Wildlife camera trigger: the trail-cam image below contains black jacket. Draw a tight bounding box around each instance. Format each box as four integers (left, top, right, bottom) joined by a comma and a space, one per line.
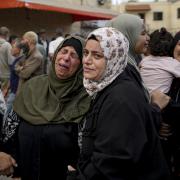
68, 64, 170, 180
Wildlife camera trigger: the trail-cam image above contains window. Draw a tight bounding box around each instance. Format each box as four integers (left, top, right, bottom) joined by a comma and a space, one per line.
153, 12, 163, 21
177, 8, 180, 19
138, 13, 145, 20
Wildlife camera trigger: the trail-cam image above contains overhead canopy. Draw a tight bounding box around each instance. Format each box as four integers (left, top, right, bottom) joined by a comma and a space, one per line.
0, 0, 117, 21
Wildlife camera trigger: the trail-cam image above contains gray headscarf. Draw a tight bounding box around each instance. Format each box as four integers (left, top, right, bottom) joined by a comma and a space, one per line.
106, 13, 144, 66
106, 14, 150, 101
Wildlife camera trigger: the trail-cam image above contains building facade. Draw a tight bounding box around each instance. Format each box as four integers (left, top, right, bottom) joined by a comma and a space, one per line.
111, 0, 180, 34
0, 0, 116, 38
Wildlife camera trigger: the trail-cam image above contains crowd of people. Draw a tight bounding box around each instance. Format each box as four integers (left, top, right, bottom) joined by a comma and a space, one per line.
0, 13, 179, 180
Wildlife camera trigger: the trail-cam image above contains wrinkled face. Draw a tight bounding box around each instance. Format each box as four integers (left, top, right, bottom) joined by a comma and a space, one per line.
83, 39, 106, 81
134, 28, 150, 55
55, 46, 80, 79
173, 40, 180, 62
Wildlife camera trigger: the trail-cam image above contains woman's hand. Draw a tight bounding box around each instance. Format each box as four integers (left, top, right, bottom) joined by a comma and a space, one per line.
150, 90, 171, 110
0, 152, 17, 176
68, 165, 76, 172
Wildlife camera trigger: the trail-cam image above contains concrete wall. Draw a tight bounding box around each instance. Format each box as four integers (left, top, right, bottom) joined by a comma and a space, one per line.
145, 2, 172, 32
113, 1, 180, 34
171, 1, 180, 34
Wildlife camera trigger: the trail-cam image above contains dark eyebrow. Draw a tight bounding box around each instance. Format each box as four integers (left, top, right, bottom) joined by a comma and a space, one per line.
84, 48, 102, 54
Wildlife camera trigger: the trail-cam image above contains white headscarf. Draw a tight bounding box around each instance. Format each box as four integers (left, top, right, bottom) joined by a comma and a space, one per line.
83, 27, 129, 97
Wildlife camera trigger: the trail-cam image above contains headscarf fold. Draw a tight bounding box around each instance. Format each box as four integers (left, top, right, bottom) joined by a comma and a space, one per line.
13, 35, 91, 125
83, 27, 129, 96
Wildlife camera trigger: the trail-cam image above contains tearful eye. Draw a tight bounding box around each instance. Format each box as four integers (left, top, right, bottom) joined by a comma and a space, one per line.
71, 53, 79, 60
60, 49, 68, 54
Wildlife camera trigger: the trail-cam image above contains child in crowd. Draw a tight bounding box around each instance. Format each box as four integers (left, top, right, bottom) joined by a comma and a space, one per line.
140, 28, 180, 94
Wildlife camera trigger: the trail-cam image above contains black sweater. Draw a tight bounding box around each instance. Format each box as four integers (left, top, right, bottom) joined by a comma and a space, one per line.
71, 64, 170, 180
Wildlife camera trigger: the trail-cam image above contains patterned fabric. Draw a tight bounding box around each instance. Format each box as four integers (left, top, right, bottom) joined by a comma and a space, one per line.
83, 27, 129, 96
2, 109, 20, 142
105, 13, 144, 66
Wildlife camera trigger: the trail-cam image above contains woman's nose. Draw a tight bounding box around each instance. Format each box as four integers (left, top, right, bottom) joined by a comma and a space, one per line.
146, 34, 150, 41
83, 54, 92, 64
63, 53, 70, 61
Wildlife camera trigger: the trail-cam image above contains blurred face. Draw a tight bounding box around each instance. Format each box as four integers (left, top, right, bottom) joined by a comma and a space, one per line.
55, 46, 80, 79
22, 36, 29, 45
21, 36, 30, 54
173, 40, 180, 61
134, 28, 150, 54
40, 32, 46, 40
11, 43, 21, 57
83, 39, 106, 81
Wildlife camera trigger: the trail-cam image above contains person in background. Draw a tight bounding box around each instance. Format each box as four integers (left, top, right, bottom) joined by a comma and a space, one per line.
3, 39, 24, 121
105, 13, 170, 130
67, 27, 170, 180
139, 28, 180, 94
48, 28, 64, 60
106, 13, 149, 66
38, 28, 49, 56
161, 31, 180, 180
37, 29, 49, 73
9, 35, 18, 47
3, 35, 91, 180
105, 13, 150, 101
139, 28, 180, 173
36, 42, 47, 74
15, 31, 43, 93
0, 26, 13, 98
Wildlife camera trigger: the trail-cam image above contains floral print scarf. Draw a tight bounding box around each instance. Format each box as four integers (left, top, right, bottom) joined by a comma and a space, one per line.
83, 27, 129, 97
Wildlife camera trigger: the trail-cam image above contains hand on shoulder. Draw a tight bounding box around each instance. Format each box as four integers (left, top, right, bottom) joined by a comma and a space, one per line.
150, 90, 171, 110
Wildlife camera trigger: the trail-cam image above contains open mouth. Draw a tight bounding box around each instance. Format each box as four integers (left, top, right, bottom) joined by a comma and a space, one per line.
59, 63, 69, 69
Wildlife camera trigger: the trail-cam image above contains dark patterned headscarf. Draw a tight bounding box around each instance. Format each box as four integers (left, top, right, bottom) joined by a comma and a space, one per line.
83, 27, 129, 96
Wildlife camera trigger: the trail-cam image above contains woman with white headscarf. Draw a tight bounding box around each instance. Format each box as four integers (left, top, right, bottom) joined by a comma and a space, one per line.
67, 27, 170, 180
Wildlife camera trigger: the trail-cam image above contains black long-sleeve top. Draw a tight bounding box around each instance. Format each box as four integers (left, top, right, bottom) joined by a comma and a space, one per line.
71, 64, 170, 180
